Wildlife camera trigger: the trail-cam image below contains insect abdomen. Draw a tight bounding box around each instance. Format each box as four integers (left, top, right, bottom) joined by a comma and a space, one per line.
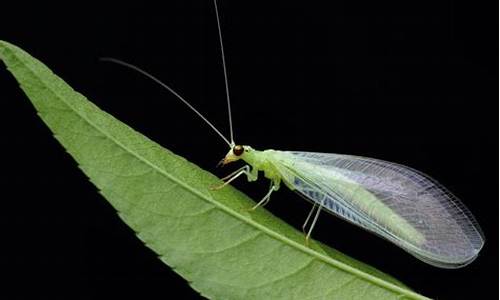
323, 169, 425, 246
277, 154, 426, 247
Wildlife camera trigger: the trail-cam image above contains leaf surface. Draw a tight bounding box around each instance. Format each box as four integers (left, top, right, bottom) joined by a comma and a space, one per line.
0, 40, 430, 300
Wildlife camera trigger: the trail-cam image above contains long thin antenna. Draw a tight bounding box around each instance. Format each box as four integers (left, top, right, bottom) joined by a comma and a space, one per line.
213, 0, 234, 145
100, 57, 232, 146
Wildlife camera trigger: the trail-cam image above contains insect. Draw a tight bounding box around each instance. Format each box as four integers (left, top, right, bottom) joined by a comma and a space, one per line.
102, 0, 484, 268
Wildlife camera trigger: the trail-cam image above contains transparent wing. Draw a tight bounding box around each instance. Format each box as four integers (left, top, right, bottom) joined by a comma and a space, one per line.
269, 151, 484, 268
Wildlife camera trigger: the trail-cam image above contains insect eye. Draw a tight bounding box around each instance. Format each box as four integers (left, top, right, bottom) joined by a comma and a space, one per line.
233, 145, 244, 156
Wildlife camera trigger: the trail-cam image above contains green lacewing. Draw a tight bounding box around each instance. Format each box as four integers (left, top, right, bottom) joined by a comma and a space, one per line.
102, 0, 484, 268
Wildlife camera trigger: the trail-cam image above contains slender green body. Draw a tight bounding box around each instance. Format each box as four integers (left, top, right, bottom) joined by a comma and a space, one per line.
227, 147, 425, 246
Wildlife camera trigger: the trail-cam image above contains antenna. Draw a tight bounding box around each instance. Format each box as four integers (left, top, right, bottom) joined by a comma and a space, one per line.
100, 57, 232, 147
213, 0, 234, 145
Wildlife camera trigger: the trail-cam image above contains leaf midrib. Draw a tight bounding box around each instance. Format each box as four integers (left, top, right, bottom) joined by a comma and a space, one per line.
5, 44, 429, 300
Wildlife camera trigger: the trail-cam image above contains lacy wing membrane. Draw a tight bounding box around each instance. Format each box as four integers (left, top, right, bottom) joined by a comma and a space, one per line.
269, 151, 484, 268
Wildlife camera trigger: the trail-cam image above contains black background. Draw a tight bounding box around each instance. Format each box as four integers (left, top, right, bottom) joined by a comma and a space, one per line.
0, 1, 497, 299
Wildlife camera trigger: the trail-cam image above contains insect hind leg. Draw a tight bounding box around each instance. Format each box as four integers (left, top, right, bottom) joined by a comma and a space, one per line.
302, 203, 322, 246
302, 203, 317, 234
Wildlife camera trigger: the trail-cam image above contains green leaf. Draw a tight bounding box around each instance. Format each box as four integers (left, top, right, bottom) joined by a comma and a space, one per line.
0, 40, 430, 300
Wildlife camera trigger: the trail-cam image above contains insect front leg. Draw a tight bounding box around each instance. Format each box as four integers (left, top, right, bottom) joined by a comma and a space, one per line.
219, 165, 250, 181
210, 165, 254, 190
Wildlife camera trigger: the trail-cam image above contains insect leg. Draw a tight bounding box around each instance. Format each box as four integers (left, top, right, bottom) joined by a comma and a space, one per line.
305, 205, 322, 246
249, 181, 277, 210
302, 203, 318, 235
210, 165, 250, 190
220, 165, 249, 181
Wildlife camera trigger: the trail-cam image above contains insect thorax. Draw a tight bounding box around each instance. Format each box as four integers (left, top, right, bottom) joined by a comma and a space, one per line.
242, 149, 281, 183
